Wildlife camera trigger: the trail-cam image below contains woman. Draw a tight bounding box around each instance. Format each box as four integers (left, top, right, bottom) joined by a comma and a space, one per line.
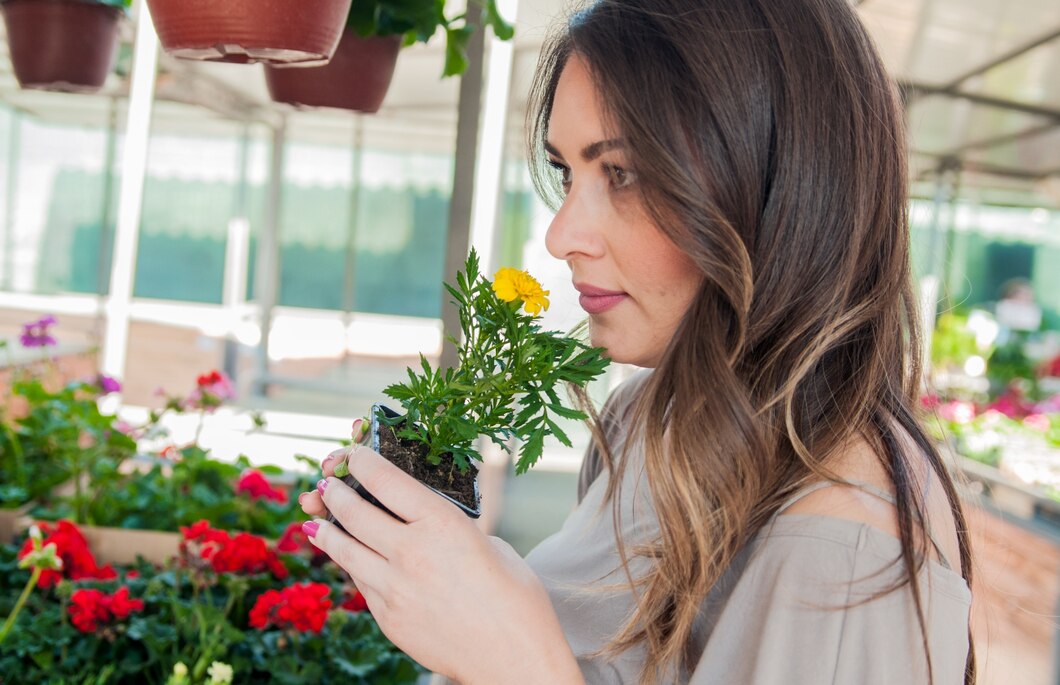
299, 0, 975, 683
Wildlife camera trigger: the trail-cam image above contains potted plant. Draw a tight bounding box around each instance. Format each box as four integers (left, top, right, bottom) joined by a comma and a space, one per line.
145, 0, 353, 65
328, 250, 609, 521
0, 0, 129, 92
1, 317, 135, 542
264, 0, 514, 112
0, 521, 422, 683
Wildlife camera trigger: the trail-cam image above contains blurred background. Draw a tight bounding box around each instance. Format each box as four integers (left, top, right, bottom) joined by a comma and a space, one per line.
0, 0, 1058, 683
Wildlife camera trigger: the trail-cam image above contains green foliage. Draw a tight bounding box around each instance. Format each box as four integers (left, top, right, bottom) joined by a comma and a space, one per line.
987, 333, 1040, 398
383, 250, 610, 475
95, 0, 133, 10
0, 377, 136, 514
0, 539, 420, 684
931, 312, 980, 370
33, 449, 317, 539
346, 0, 514, 77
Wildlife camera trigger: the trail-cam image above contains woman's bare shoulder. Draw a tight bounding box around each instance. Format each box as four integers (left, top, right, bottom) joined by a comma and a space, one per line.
781, 433, 962, 569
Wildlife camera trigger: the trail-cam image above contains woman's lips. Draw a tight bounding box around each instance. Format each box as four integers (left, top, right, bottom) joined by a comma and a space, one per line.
575, 284, 628, 314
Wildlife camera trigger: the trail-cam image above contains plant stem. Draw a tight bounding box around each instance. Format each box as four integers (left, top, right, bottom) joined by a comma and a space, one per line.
73, 447, 85, 524
0, 566, 42, 645
194, 410, 206, 445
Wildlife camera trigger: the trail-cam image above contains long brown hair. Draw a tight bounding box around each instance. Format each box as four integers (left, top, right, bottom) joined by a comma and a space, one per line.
527, 1, 975, 683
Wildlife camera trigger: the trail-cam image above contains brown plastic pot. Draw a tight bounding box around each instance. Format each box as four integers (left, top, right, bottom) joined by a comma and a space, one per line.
265, 29, 401, 113
1, 0, 122, 92
145, 0, 352, 65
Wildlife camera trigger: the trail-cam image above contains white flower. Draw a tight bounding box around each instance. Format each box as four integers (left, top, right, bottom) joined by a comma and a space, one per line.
173, 663, 188, 678
207, 661, 234, 685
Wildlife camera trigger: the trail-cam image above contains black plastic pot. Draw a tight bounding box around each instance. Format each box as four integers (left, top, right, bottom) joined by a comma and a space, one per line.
330, 404, 482, 525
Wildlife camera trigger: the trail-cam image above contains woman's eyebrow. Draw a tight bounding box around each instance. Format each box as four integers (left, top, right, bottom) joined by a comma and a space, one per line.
545, 138, 625, 162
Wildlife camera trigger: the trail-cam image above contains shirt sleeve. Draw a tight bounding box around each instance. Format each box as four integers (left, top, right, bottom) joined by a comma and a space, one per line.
688, 525, 969, 685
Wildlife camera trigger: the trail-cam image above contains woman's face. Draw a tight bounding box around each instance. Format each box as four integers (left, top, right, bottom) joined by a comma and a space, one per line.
545, 55, 702, 368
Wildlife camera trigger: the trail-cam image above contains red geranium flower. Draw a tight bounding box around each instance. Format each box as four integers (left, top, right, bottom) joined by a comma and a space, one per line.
249, 583, 332, 633
236, 469, 288, 504
179, 520, 287, 579
276, 521, 323, 556
187, 369, 236, 412
18, 520, 117, 588
69, 586, 144, 633
341, 590, 369, 613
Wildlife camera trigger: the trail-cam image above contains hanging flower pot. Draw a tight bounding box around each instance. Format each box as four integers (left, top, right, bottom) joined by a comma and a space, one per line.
330, 404, 482, 522
264, 28, 401, 113
0, 0, 125, 93
144, 0, 352, 65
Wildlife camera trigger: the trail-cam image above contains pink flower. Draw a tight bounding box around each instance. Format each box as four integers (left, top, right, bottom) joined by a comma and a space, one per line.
986, 391, 1030, 419
186, 370, 236, 413
920, 395, 941, 410
20, 315, 57, 348
1034, 394, 1060, 414
1023, 413, 1051, 432
97, 374, 122, 394
938, 401, 975, 425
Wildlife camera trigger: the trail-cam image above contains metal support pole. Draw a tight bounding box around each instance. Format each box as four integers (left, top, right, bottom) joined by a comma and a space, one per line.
96, 97, 119, 298
1, 112, 21, 291
100, 0, 159, 397
341, 116, 364, 366
440, 4, 487, 373
468, 0, 519, 276
251, 116, 286, 397
222, 126, 252, 382
918, 157, 960, 377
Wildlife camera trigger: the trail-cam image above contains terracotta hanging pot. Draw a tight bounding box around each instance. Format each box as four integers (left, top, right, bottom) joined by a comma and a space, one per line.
265, 29, 401, 113
144, 0, 352, 65
0, 0, 122, 92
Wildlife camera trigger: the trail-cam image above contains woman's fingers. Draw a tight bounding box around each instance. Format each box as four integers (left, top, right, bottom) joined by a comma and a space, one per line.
343, 445, 446, 523
320, 446, 352, 477
351, 417, 371, 445
297, 489, 327, 518
319, 472, 406, 559
305, 518, 390, 595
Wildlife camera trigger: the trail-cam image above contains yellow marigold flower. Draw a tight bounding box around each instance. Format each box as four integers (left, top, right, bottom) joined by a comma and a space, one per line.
493, 267, 550, 315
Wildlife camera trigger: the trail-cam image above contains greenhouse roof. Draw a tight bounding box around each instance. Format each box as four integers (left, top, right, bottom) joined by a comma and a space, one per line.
0, 0, 1057, 206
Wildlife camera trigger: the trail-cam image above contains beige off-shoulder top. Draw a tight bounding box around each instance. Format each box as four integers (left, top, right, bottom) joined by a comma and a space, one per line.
524, 371, 972, 684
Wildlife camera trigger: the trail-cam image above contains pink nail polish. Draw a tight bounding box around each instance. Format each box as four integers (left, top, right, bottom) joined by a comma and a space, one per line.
302, 520, 320, 538
321, 454, 334, 469
316, 479, 328, 496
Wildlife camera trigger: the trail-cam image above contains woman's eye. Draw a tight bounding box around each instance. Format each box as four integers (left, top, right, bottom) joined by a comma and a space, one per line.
548, 159, 572, 192
604, 164, 635, 190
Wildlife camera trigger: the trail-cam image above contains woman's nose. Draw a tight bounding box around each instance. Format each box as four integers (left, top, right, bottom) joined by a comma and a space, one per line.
545, 193, 602, 262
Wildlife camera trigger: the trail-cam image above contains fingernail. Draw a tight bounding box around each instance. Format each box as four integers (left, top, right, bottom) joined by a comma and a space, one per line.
316, 479, 328, 497
302, 520, 320, 538
297, 492, 307, 505
321, 454, 335, 469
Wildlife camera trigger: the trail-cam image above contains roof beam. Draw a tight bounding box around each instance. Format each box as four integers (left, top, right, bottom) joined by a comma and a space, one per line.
942, 28, 1060, 90
901, 81, 1060, 121
943, 121, 1059, 156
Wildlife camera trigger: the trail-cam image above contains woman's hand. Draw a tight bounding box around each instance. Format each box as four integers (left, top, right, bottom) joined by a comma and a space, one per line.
298, 420, 584, 685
